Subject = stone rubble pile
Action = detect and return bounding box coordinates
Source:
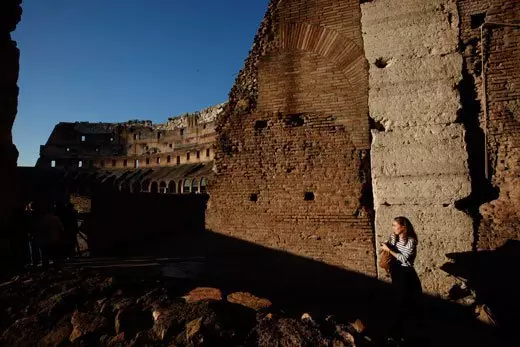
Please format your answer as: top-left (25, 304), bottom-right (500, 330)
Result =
top-left (0, 268), bottom-right (369, 347)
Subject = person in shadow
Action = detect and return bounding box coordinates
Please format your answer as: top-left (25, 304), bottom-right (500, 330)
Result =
top-left (380, 216), bottom-right (423, 344)
top-left (33, 201), bottom-right (65, 269)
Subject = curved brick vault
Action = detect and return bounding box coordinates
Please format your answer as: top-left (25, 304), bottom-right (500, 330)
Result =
top-left (277, 22), bottom-right (367, 93)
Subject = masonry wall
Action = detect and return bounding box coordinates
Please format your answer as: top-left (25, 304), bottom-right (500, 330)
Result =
top-left (361, 0), bottom-right (473, 294)
top-left (0, 0), bottom-right (21, 238)
top-left (457, 0), bottom-right (520, 250)
top-left (207, 0), bottom-right (376, 275)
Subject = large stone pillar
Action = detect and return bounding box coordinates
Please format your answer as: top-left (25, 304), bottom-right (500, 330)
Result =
top-left (0, 1), bottom-right (22, 238)
top-left (361, 0), bottom-right (473, 295)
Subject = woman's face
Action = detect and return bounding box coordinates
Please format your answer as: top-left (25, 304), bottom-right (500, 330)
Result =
top-left (392, 220), bottom-right (406, 235)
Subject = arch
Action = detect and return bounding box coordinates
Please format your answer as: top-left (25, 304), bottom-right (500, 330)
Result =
top-left (277, 22), bottom-right (366, 88)
top-left (192, 178), bottom-right (200, 193)
top-left (141, 179), bottom-right (150, 193)
top-left (150, 181), bottom-right (158, 194)
top-left (132, 180), bottom-right (141, 193)
top-left (183, 178), bottom-right (192, 194)
top-left (159, 181), bottom-right (167, 194)
top-left (177, 180), bottom-right (183, 194)
top-left (120, 182), bottom-right (131, 193)
top-left (200, 177), bottom-right (208, 194)
top-left (168, 181), bottom-right (176, 194)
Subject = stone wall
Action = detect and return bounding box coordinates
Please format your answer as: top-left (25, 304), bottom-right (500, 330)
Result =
top-left (361, 0), bottom-right (473, 294)
top-left (0, 0), bottom-right (22, 237)
top-left (457, 0), bottom-right (520, 249)
top-left (207, 0), bottom-right (376, 275)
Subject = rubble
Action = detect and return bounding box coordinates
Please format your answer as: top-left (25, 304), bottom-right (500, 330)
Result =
top-left (0, 268), bottom-right (374, 346)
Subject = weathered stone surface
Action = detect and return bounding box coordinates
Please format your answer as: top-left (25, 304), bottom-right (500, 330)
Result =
top-left (185, 317), bottom-right (203, 344)
top-left (373, 175), bottom-right (471, 206)
top-left (362, 0), bottom-right (473, 296)
top-left (375, 205), bottom-right (473, 294)
top-left (69, 310), bottom-right (111, 342)
top-left (184, 287), bottom-right (223, 303)
top-left (361, 0), bottom-right (459, 59)
top-left (371, 125), bottom-right (469, 177)
top-left (227, 292), bottom-right (272, 311)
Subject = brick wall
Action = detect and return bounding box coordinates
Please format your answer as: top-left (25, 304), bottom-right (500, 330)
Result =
top-left (458, 0), bottom-right (520, 249)
top-left (207, 0), bottom-right (375, 275)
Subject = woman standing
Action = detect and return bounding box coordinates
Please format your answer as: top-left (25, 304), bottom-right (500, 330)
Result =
top-left (380, 216), bottom-right (422, 340)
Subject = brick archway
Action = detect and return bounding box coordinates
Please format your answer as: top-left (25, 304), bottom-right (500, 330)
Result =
top-left (277, 22), bottom-right (367, 91)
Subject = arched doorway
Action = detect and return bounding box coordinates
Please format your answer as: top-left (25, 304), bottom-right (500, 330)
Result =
top-left (150, 181), bottom-right (158, 193)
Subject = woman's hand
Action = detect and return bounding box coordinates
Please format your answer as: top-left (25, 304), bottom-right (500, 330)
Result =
top-left (381, 243), bottom-right (390, 252)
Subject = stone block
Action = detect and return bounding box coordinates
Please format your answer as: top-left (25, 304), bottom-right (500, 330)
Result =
top-left (369, 80), bottom-right (461, 128)
top-left (371, 124), bottom-right (469, 178)
top-left (361, 0), bottom-right (459, 59)
top-left (373, 174), bottom-right (470, 206)
top-left (368, 53), bottom-right (462, 128)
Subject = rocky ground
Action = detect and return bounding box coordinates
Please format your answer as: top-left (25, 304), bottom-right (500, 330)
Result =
top-left (0, 267), bottom-right (373, 347)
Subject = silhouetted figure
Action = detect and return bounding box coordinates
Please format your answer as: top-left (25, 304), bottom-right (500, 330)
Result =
top-left (380, 216), bottom-right (422, 342)
top-left (60, 202), bottom-right (79, 257)
top-left (8, 203), bottom-right (32, 271)
top-left (33, 201), bottom-right (64, 269)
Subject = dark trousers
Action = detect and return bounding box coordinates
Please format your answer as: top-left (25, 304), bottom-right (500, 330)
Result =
top-left (390, 265), bottom-right (423, 339)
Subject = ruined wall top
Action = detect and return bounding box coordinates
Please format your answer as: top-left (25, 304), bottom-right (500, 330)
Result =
top-left (57, 102), bottom-right (226, 134)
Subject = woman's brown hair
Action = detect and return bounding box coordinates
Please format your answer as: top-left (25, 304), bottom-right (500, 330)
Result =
top-left (393, 216), bottom-right (418, 245)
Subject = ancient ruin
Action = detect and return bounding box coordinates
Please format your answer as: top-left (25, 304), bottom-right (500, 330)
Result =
top-left (24, 0), bottom-right (520, 296)
top-left (36, 104), bottom-right (224, 193)
top-left (1, 0), bottom-right (519, 345)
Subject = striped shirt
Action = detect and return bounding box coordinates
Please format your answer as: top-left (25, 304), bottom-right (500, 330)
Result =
top-left (388, 234), bottom-right (417, 267)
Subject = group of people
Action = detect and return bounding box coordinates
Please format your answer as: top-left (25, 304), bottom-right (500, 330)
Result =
top-left (14, 201), bottom-right (80, 269)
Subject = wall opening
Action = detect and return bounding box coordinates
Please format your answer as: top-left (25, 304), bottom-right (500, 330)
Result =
top-left (146, 158), bottom-right (150, 165)
top-left (471, 13), bottom-right (487, 29)
top-left (374, 57), bottom-right (390, 68)
top-left (206, 148), bottom-right (210, 157)
top-left (123, 159), bottom-right (128, 167)
top-left (168, 181), bottom-right (176, 194)
top-left (197, 150), bottom-right (200, 159)
top-left (176, 156), bottom-right (181, 165)
top-left (81, 135), bottom-right (86, 142)
top-left (134, 159), bottom-right (139, 168)
top-left (51, 160), bottom-right (56, 168)
top-left (200, 177), bottom-right (208, 193)
top-left (156, 157), bottom-right (161, 164)
top-left (78, 160), bottom-right (82, 168)
top-left (159, 181), bottom-right (167, 194)
top-left (250, 193), bottom-right (258, 202)
top-left (177, 180), bottom-right (183, 194)
top-left (183, 179), bottom-right (192, 194)
top-left (304, 192), bottom-right (315, 201)
top-left (132, 181), bottom-right (141, 193)
top-left (186, 152), bottom-right (190, 161)
top-left (112, 160), bottom-right (116, 167)
top-left (284, 114), bottom-right (305, 127)
top-left (192, 178), bottom-right (199, 193)
top-left (150, 181), bottom-right (158, 194)
top-left (254, 120), bottom-right (268, 130)
top-left (167, 155), bottom-right (171, 163)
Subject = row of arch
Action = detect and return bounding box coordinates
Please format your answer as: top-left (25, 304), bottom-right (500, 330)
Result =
top-left (140, 177), bottom-right (208, 194)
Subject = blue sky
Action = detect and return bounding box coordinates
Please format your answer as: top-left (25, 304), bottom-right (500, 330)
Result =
top-left (13, 0), bottom-right (269, 166)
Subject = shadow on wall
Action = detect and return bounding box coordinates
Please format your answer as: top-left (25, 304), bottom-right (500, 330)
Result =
top-left (442, 239), bottom-right (520, 341)
top-left (80, 191), bottom-right (506, 346)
